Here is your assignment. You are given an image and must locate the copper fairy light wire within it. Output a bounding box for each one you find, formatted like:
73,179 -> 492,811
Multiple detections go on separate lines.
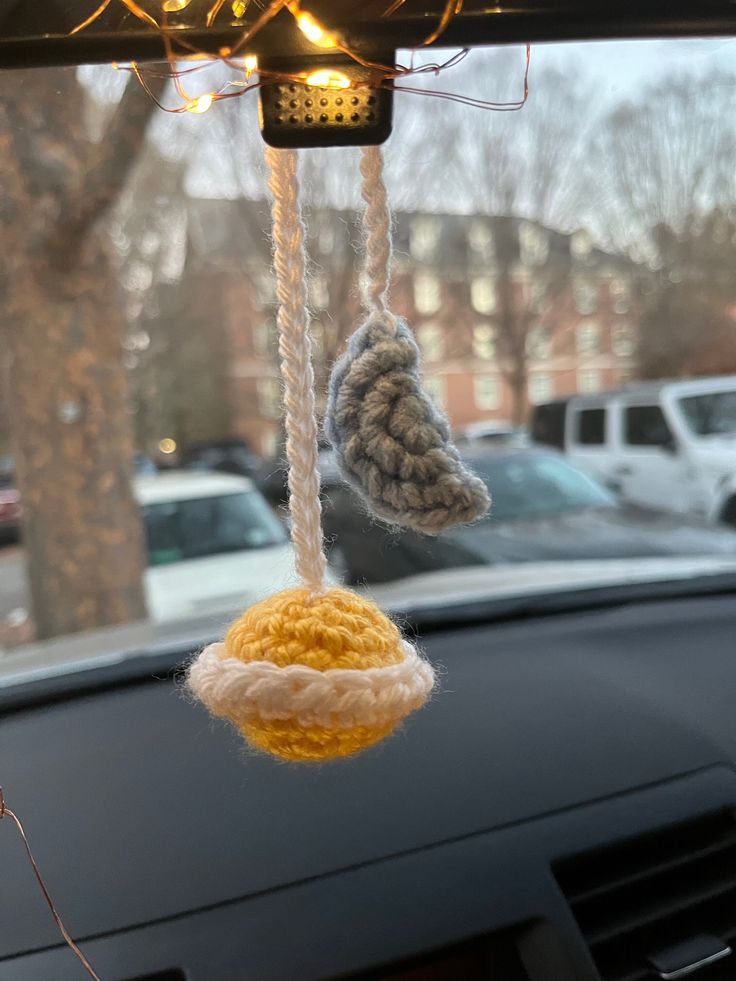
394,43 -> 531,110
0,786 -> 103,980
69,0 -> 500,117
120,41 -> 531,117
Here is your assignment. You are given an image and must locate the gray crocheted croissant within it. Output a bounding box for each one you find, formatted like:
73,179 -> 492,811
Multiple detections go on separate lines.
325,312 -> 491,535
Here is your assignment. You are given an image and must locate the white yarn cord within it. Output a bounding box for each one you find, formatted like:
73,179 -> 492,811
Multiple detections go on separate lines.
359,145 -> 397,332
265,146 -> 327,595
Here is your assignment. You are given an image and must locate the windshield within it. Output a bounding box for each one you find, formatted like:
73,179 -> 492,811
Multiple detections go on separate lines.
469,454 -> 616,521
678,392 -> 736,437
143,492 -> 287,565
2,37 -> 736,665
468,454 -> 614,521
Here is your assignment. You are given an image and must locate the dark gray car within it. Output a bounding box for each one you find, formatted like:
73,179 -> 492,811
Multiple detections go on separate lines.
319,448 -> 736,585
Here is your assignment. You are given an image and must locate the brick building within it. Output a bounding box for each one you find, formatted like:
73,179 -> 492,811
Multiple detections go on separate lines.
183,199 -> 639,457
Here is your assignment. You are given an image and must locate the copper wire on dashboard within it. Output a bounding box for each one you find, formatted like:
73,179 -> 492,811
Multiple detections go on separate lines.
0,785 -> 103,981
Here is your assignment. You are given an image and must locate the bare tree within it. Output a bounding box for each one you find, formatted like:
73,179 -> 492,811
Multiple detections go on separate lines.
426,55 -> 593,421
585,71 -> 736,259
0,68 -> 163,639
587,70 -> 736,377
636,212 -> 736,378
178,56 -> 593,428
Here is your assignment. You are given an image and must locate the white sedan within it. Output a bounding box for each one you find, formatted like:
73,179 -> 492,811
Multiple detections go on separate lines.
135,471 -> 297,622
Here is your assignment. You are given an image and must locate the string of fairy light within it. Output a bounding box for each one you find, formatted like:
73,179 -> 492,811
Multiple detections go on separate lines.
70,0 -> 530,115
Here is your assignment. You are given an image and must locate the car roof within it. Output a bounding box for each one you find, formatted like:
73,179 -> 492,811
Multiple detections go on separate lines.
464,446 -> 559,466
133,471 -> 255,505
535,375 -> 736,412
460,420 -> 517,437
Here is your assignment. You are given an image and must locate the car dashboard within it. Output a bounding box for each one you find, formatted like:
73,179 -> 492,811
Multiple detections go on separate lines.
2,589 -> 736,980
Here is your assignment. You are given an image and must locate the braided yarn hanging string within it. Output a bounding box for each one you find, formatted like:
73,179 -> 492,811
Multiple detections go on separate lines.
187,147 -> 435,762
359,146 -> 394,323
265,146 -> 327,595
326,146 -> 491,534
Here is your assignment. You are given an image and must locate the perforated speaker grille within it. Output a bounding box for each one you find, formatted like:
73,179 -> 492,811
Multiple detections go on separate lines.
259,63 -> 393,148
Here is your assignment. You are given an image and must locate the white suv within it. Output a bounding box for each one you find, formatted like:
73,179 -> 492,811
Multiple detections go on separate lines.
530,376 -> 736,525
135,471 -> 297,621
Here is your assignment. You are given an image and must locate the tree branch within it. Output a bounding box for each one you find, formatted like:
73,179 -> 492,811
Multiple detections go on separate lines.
47,72 -> 167,267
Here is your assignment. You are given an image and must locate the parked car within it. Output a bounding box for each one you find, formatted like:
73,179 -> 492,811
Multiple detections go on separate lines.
320,448 -> 736,585
454,420 -> 528,448
0,456 -> 20,544
133,452 -> 158,475
180,438 -> 263,479
530,376 -> 736,525
135,471 -> 295,621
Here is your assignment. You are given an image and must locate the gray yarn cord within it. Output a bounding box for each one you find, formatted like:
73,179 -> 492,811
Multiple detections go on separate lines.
326,312 -> 490,535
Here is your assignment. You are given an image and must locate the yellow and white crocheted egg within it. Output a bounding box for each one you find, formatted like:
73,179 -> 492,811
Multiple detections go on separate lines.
187,587 -> 436,762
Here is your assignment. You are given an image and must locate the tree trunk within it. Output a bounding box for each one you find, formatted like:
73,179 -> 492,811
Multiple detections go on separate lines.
6,243 -> 147,639
0,68 -> 163,639
508,371 -> 528,426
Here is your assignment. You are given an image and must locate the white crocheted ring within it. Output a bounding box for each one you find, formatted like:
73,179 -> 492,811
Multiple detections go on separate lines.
188,640 -> 436,730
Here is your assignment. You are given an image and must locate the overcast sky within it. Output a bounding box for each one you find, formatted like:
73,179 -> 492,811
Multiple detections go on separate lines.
81,36 -> 736,234
177,36 -> 736,224
539,36 -> 736,99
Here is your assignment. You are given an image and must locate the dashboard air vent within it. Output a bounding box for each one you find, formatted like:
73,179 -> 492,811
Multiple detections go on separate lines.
555,809 -> 736,981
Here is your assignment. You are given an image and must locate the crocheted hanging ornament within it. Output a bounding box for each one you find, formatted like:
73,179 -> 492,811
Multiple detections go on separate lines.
325,147 -> 490,535
187,147 -> 435,763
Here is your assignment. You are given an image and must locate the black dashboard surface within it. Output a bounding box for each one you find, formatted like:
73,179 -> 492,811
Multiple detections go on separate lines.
2,593 -> 736,979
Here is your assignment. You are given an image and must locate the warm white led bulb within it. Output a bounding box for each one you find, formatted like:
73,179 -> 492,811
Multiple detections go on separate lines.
186,93 -> 215,114
292,7 -> 338,48
305,69 -> 351,90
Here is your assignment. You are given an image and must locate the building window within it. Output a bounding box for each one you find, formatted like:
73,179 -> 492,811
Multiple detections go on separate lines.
423,375 -> 446,409
414,273 -> 441,314
253,323 -> 268,358
472,323 -> 496,359
528,373 -> 552,403
573,278 -> 598,315
317,222 -> 335,255
526,325 -> 551,360
410,216 -> 440,262
474,375 -> 500,410
571,230 -> 592,258
261,429 -> 279,458
471,276 -> 496,314
253,319 -> 276,358
257,377 -> 281,418
417,322 -> 444,362
311,274 -> 329,309
610,277 -> 631,314
577,320 -> 600,355
310,320 -> 325,358
255,271 -> 276,306
574,408 -> 606,445
468,219 -> 494,260
612,322 -> 636,357
519,222 -> 549,266
578,369 -> 601,394
528,280 -> 547,313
